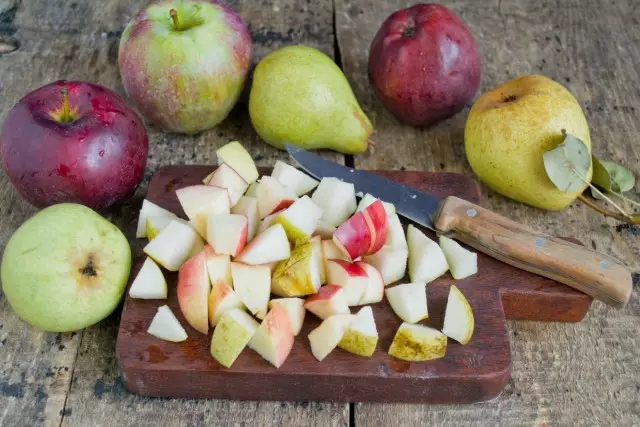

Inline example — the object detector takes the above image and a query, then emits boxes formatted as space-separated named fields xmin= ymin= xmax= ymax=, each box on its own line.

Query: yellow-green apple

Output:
xmin=271 ymin=160 xmax=319 ymax=196
xmin=269 ymin=298 xmax=306 ymax=336
xmin=203 ymin=244 xmax=232 ymax=285
xmin=207 ymin=281 xmax=244 ymax=327
xmin=256 ymin=176 xmax=297 ymax=219
xmin=230 ymin=262 xmax=270 ymax=319
xmin=136 ymin=199 xmax=176 ymax=238
xmin=210 ymin=308 xmax=259 ymax=368
xmin=231 ymin=196 xmax=259 ymax=241
xmin=407 ymin=224 xmax=448 ymax=283
xmin=442 ymin=285 xmax=474 ymax=344
xmin=388 ymin=323 xmax=447 ymax=361
xmin=143 ymin=219 xmax=204 ymax=271
xmin=206 ymin=214 xmax=248 ymax=257
xmin=368 ymin=4 xmax=480 ymax=127
xmin=384 ymin=213 xmax=407 ymax=249
xmin=129 ymin=257 xmax=167 ymax=299
xmin=248 ymin=304 xmax=295 ymax=368
xmin=363 ymin=246 xmax=408 ymax=286
xmin=338 ymin=306 xmax=378 ymax=357
xmin=439 ymin=236 xmax=477 ymax=279
xmin=313 ymin=220 xmax=336 ymax=239
xmin=207 ymin=163 xmax=248 ymax=206
xmin=385 ymin=282 xmax=428 ymax=323
xmin=326 ymin=260 xmax=368 ymax=306
xmin=0 ymin=80 xmax=148 ymax=211
xmin=273 ymin=195 xmax=323 ymax=245
xmin=465 ymin=74 xmax=592 ymax=210
xmin=308 ymin=314 xmax=355 ymax=361
xmin=177 ymin=251 xmax=210 ymax=334
xmin=304 ymin=285 xmax=351 ymax=320
xmin=147 ymin=305 xmax=188 ymax=342
xmin=1 ymin=203 xmax=131 ymax=332
xmin=333 ymin=211 xmax=372 ymax=261
xmin=234 ymin=223 xmax=291 ymax=265
xmin=271 ymin=240 xmax=323 ymax=297
xmin=311 ymin=177 xmax=357 ymax=227
xmin=176 ymin=184 xmax=230 ymax=237
xmin=216 ymin=141 xmax=259 ymax=184
xmin=146 ymin=216 xmax=192 ymax=240
xmin=355 ymin=261 xmax=384 ymax=305
xmin=356 ymin=193 xmax=395 ymax=215
xmin=118 ymin=2 xmax=251 ymax=134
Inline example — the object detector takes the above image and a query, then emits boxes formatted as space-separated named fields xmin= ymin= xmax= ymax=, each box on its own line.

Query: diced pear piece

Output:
xmin=385 ymin=283 xmax=428 ymax=323
xmin=271 ymin=160 xmax=320 ymax=196
xmin=271 ymin=240 xmax=323 ymax=297
xmin=442 ymin=285 xmax=474 ymax=344
xmin=208 ymin=281 xmax=245 ymax=327
xmin=136 ymin=199 xmax=176 ymax=238
xmin=363 ymin=245 xmax=408 ymax=286
xmin=146 ymin=216 xmax=192 ymax=241
xmin=176 ymin=185 xmax=230 ymax=238
xmin=385 ymin=213 xmax=407 ymax=249
xmin=216 ymin=141 xmax=259 ymax=184
xmin=338 ymin=306 xmax=378 ymax=357
xmin=438 ymin=236 xmax=478 ymax=280
xmin=203 ymin=245 xmax=232 ymax=287
xmin=129 ymin=257 xmax=167 ymax=299
xmin=231 ymin=263 xmax=271 ymax=319
xmin=269 ymin=298 xmax=306 ymax=336
xmin=273 ymin=195 xmax=323 ymax=245
xmin=147 ymin=305 xmax=188 ymax=342
xmin=407 ymin=224 xmax=449 ymax=283
xmin=234 ymin=223 xmax=291 ymax=265
xmin=308 ymin=314 xmax=355 ymax=361
xmin=304 ymin=285 xmax=351 ymax=320
xmin=256 ymin=176 xmax=297 ymax=219
xmin=313 ymin=220 xmax=336 ymax=239
xmin=210 ymin=308 xmax=260 ymax=368
xmin=311 ymin=177 xmax=357 ymax=227
xmin=231 ymin=196 xmax=259 ymax=241
xmin=388 ymin=323 xmax=447 ymax=362
xmin=143 ymin=220 xmax=203 ymax=271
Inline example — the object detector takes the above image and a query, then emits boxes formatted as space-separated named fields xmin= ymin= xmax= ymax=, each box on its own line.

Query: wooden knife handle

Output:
xmin=434 ymin=196 xmax=633 ymax=308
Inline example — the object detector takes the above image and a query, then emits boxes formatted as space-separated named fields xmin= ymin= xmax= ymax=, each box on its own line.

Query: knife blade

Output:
xmin=285 ymin=143 xmax=633 ymax=308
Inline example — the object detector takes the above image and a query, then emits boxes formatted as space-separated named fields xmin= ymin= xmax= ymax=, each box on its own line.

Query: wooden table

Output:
xmin=0 ymin=0 xmax=638 ymax=425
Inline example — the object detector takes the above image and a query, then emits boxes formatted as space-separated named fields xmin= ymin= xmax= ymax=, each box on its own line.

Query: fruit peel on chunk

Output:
xmin=388 ymin=323 xmax=447 ymax=362
xmin=271 ymin=241 xmax=322 ymax=297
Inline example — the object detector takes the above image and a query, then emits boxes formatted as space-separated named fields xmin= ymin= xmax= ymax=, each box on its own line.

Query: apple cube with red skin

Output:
xmin=326 ymin=259 xmax=368 ymax=306
xmin=248 ymin=304 xmax=295 ymax=368
xmin=256 ymin=176 xmax=297 ymax=219
xmin=207 ymin=163 xmax=249 ymax=206
xmin=355 ymin=261 xmax=384 ymax=305
xmin=361 ymin=199 xmax=388 ymax=254
xmin=304 ymin=285 xmax=351 ymax=320
xmin=143 ymin=220 xmax=204 ymax=271
xmin=206 ymin=214 xmax=248 ymax=257
xmin=231 ymin=196 xmax=259 ymax=241
xmin=333 ymin=211 xmax=371 ymax=261
xmin=269 ymin=298 xmax=306 ymax=336
xmin=203 ymin=245 xmax=232 ymax=286
xmin=234 ymin=223 xmax=291 ymax=265
xmin=176 ymin=185 xmax=230 ymax=237
xmin=208 ymin=281 xmax=245 ymax=327
xmin=177 ymin=251 xmax=210 ymax=335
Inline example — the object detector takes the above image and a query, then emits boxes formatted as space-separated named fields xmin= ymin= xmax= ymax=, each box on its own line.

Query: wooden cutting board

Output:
xmin=115 ymin=165 xmax=592 ymax=404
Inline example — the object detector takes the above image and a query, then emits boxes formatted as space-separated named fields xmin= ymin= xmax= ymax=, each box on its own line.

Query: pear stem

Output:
xmin=578 ymin=195 xmax=640 ymax=224
xmin=367 ymin=138 xmax=376 ymax=147
xmin=170 ymin=9 xmax=182 ymax=30
xmin=58 ymin=89 xmax=73 ymax=123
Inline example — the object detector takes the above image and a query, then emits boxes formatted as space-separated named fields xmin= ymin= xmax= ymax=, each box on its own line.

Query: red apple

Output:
xmin=0 ymin=80 xmax=148 ymax=210
xmin=368 ymin=4 xmax=481 ymax=127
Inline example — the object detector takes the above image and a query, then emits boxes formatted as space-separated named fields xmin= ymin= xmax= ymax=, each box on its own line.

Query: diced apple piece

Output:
xmin=308 ymin=314 xmax=355 ymax=361
xmin=146 ymin=216 xmax=192 ymax=241
xmin=144 ymin=220 xmax=204 ymax=271
xmin=256 ymin=176 xmax=297 ymax=219
xmin=356 ymin=193 xmax=396 ymax=215
xmin=129 ymin=257 xmax=167 ymax=299
xmin=208 ymin=281 xmax=244 ymax=327
xmin=231 ymin=196 xmax=259 ymax=241
xmin=326 ymin=260 xmax=368 ymax=306
xmin=248 ymin=304 xmax=295 ymax=368
xmin=210 ymin=308 xmax=259 ymax=368
xmin=338 ymin=306 xmax=378 ymax=357
xmin=333 ymin=211 xmax=371 ymax=261
xmin=364 ymin=246 xmax=408 ymax=286
xmin=206 ymin=214 xmax=248 ymax=257
xmin=304 ymin=285 xmax=351 ymax=320
xmin=216 ymin=141 xmax=259 ymax=184
xmin=189 ymin=234 xmax=205 ymax=258
xmin=439 ymin=236 xmax=478 ymax=280
xmin=136 ymin=199 xmax=176 ymax=238
xmin=311 ymin=177 xmax=357 ymax=227
xmin=271 ymin=160 xmax=320 ymax=196
xmin=384 ymin=213 xmax=407 ymax=249
xmin=407 ymin=224 xmax=449 ymax=283
xmin=258 ymin=213 xmax=278 ymax=234
xmin=234 ymin=223 xmax=291 ymax=265
xmin=203 ymin=245 xmax=232 ymax=287
xmin=176 ymin=185 xmax=230 ymax=237
xmin=361 ymin=200 xmax=388 ymax=254
xmin=355 ymin=261 xmax=384 ymax=305
xmin=388 ymin=323 xmax=447 ymax=362
xmin=313 ymin=220 xmax=336 ymax=239
xmin=207 ymin=163 xmax=249 ymax=206
xmin=147 ymin=305 xmax=188 ymax=342
xmin=273 ymin=195 xmax=323 ymax=245
xmin=202 ymin=170 xmax=215 ymax=185
xmin=231 ymin=263 xmax=270 ymax=319
xmin=245 ymin=181 xmax=259 ymax=197
xmin=269 ymin=298 xmax=306 ymax=336
xmin=308 ymin=236 xmax=325 ymax=284
xmin=321 ymin=239 xmax=349 ymax=283
xmin=177 ymin=251 xmax=210 ymax=335
xmin=385 ymin=282 xmax=428 ymax=324
xmin=271 ymin=240 xmax=323 ymax=297
xmin=442 ymin=285 xmax=475 ymax=344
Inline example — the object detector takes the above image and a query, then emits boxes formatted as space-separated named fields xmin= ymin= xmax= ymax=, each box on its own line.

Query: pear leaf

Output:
xmin=543 ymin=131 xmax=591 ymax=192
xmin=591 ymin=156 xmax=612 ymax=191
xmin=591 ymin=156 xmax=635 ymax=193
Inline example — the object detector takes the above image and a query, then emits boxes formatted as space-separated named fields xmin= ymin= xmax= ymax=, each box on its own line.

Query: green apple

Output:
xmin=1 ymin=203 xmax=131 ymax=332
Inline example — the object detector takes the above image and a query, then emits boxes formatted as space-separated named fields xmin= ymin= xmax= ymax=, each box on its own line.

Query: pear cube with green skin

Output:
xmin=308 ymin=314 xmax=356 ymax=361
xmin=338 ymin=305 xmax=378 ymax=357
xmin=269 ymin=298 xmax=306 ymax=336
xmin=248 ymin=45 xmax=373 ymax=155
xmin=177 ymin=251 xmax=210 ymax=335
xmin=271 ymin=241 xmax=323 ymax=297
xmin=442 ymin=285 xmax=475 ymax=344
xmin=256 ymin=176 xmax=297 ymax=219
xmin=210 ymin=308 xmax=260 ymax=368
xmin=304 ymin=285 xmax=351 ymax=320
xmin=407 ymin=224 xmax=449 ymax=283
xmin=175 ymin=185 xmax=230 ymax=238
xmin=231 ymin=196 xmax=259 ymax=241
xmin=230 ymin=262 xmax=271 ymax=319
xmin=208 ymin=281 xmax=245 ymax=327
xmin=311 ymin=177 xmax=358 ymax=227
xmin=146 ymin=216 xmax=192 ymax=241
xmin=385 ymin=283 xmax=428 ymax=324
xmin=384 ymin=213 xmax=407 ymax=249
xmin=206 ymin=214 xmax=248 ymax=257
xmin=129 ymin=257 xmax=167 ymax=299
xmin=217 ymin=141 xmax=259 ymax=184
xmin=388 ymin=323 xmax=447 ymax=362
xmin=354 ymin=261 xmax=384 ymax=305
xmin=363 ymin=246 xmax=408 ymax=286
xmin=234 ymin=223 xmax=291 ymax=265
xmin=207 ymin=163 xmax=249 ymax=206
xmin=438 ymin=236 xmax=478 ymax=280
xmin=203 ymin=245 xmax=232 ymax=287
xmin=271 ymin=160 xmax=320 ymax=196
xmin=147 ymin=305 xmax=188 ymax=343
xmin=144 ymin=220 xmax=204 ymax=271
xmin=356 ymin=193 xmax=396 ymax=215
xmin=136 ymin=199 xmax=176 ymax=238
xmin=326 ymin=259 xmax=368 ymax=306
xmin=248 ymin=304 xmax=295 ymax=368
xmin=313 ymin=220 xmax=336 ymax=240
xmin=273 ymin=195 xmax=323 ymax=245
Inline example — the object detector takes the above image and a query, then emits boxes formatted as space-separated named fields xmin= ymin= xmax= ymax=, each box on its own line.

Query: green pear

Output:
xmin=465 ymin=74 xmax=592 ymax=211
xmin=248 ymin=45 xmax=373 ymax=154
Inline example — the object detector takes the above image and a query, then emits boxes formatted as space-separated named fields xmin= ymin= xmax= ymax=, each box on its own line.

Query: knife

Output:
xmin=285 ymin=144 xmax=633 ymax=308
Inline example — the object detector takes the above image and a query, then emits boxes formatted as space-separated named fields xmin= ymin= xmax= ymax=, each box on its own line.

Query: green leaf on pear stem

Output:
xmin=543 ymin=131 xmax=591 ymax=192
xmin=591 ymin=156 xmax=635 ymax=193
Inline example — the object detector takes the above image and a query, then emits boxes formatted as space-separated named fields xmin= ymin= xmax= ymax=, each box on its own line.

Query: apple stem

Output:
xmin=170 ymin=8 xmax=182 ymax=31
xmin=59 ymin=88 xmax=73 ymax=123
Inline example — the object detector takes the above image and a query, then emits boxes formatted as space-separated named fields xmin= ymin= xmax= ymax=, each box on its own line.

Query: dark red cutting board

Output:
xmin=115 ymin=165 xmax=592 ymax=404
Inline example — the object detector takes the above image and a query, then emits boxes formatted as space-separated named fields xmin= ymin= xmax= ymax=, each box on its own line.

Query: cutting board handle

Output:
xmin=434 ymin=196 xmax=632 ymax=308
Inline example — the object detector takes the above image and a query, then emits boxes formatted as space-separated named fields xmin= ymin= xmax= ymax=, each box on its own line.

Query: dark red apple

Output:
xmin=368 ymin=3 xmax=481 ymax=127
xmin=1 ymin=80 xmax=149 ymax=211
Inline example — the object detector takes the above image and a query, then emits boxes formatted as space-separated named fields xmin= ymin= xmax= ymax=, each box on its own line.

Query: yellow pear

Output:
xmin=465 ymin=74 xmax=592 ymax=210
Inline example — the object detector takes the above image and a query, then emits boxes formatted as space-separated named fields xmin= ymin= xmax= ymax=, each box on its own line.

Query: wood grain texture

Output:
xmin=334 ymin=0 xmax=640 ymax=424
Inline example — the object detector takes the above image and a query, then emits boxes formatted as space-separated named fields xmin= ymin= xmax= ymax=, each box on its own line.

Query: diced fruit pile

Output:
xmin=134 ymin=141 xmax=478 ymax=368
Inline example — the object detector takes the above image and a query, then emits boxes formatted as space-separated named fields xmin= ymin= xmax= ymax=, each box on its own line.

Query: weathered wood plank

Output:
xmin=335 ymin=0 xmax=640 ymax=424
